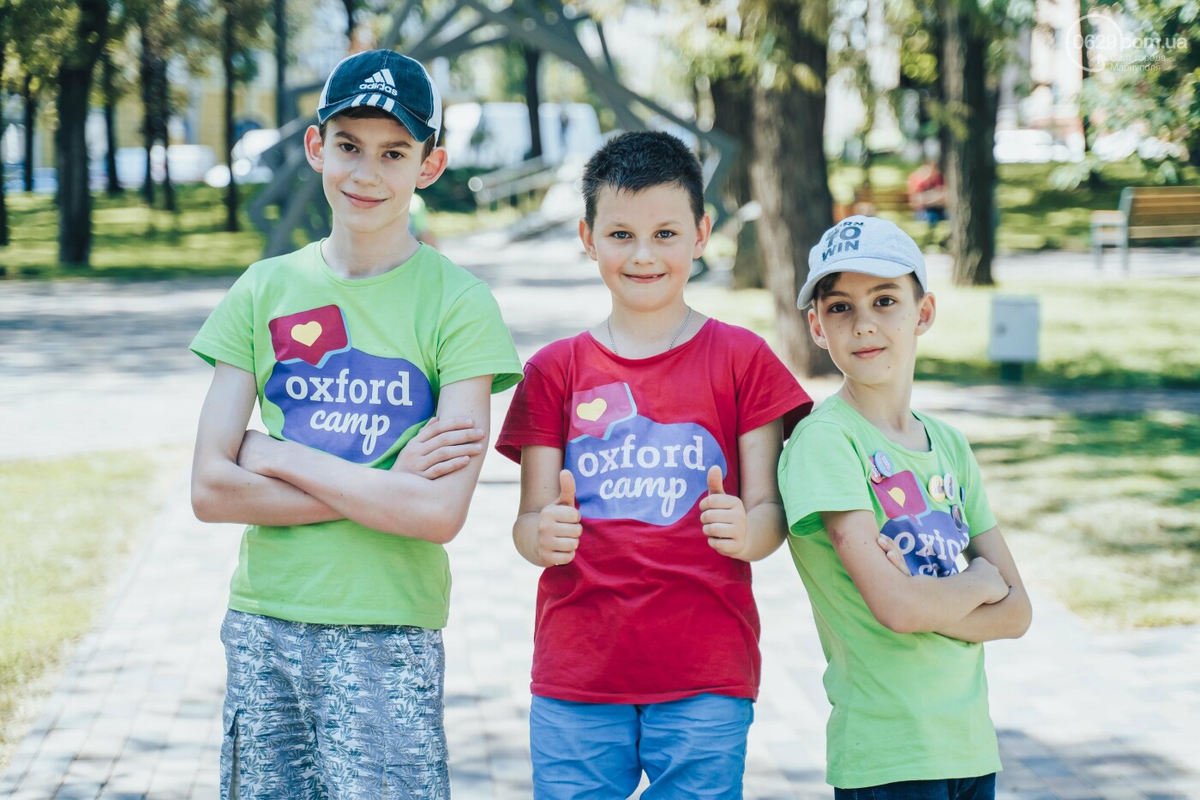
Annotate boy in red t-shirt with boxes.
[496,131,813,798]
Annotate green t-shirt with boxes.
[778,395,1001,789]
[191,241,522,627]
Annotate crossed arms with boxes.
[823,509,1033,643]
[191,361,492,544]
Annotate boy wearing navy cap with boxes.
[778,216,1032,799]
[190,49,521,797]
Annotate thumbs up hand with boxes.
[538,469,583,566]
[699,465,748,558]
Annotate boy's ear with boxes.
[579,219,598,261]
[915,291,937,336]
[415,147,449,190]
[807,307,830,350]
[692,212,714,259]
[303,125,325,173]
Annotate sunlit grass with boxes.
[951,411,1200,627]
[0,447,186,771]
[0,185,528,279]
[690,277,1200,389]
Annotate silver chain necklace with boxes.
[606,307,693,357]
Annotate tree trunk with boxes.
[56,0,108,268]
[750,0,837,377]
[940,0,996,286]
[155,57,175,212]
[140,22,156,206]
[342,0,357,45]
[0,48,7,247]
[102,50,122,195]
[57,74,97,266]
[274,0,288,128]
[712,73,764,290]
[22,75,37,193]
[223,7,240,232]
[523,46,542,159]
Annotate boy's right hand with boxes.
[538,470,582,566]
[965,556,1011,604]
[393,416,485,479]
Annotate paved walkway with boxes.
[1,234,1198,798]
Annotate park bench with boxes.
[833,187,911,222]
[1090,185,1200,272]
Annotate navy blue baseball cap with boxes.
[317,50,442,144]
[797,215,928,308]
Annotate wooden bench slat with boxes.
[1128,225,1200,238]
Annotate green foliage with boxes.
[1079,0,1200,181]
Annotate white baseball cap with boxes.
[797,216,928,308]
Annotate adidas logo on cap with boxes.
[358,69,397,96]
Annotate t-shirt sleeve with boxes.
[436,282,523,393]
[961,438,998,537]
[779,421,874,537]
[737,340,814,437]
[190,271,255,373]
[495,359,565,463]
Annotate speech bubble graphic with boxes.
[568,382,637,441]
[871,470,928,520]
[565,413,726,526]
[269,305,351,367]
[264,348,434,463]
[881,510,969,577]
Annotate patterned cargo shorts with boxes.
[220,609,448,800]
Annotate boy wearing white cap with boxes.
[189,50,521,797]
[778,216,1032,799]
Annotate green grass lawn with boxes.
[0,184,523,279]
[690,277,1200,389]
[0,448,185,771]
[830,157,1200,253]
[953,410,1200,628]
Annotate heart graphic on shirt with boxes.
[888,487,907,506]
[576,399,608,421]
[291,321,323,347]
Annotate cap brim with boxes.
[318,96,437,144]
[797,257,924,308]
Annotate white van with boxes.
[443,102,602,169]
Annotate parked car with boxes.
[115,144,217,188]
[443,102,602,169]
[993,129,1073,164]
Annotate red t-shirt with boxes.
[496,319,813,704]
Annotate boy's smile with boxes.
[580,184,711,316]
[808,271,936,389]
[304,116,446,240]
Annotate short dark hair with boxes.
[811,271,926,305]
[319,106,436,159]
[581,131,705,228]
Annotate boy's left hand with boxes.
[699,466,748,558]
[877,535,913,576]
[237,429,284,477]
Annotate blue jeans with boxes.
[530,693,753,799]
[835,773,996,800]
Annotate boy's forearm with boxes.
[192,458,342,527]
[734,502,789,562]
[257,438,467,543]
[881,572,995,633]
[935,583,1032,642]
[513,511,551,567]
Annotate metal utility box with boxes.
[988,296,1040,364]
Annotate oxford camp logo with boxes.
[358,68,398,96]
